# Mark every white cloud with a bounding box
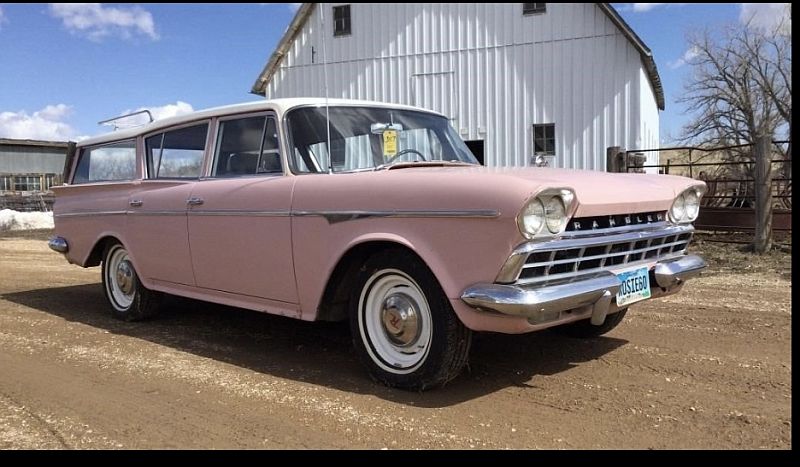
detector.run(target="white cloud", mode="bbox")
[632,3,666,13]
[624,3,687,13]
[0,104,81,141]
[739,3,791,35]
[112,101,194,127]
[668,46,700,70]
[48,3,158,41]
[0,6,7,29]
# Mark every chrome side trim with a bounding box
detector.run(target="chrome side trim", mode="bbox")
[54,208,499,221]
[126,210,185,216]
[654,255,707,288]
[188,209,291,217]
[48,236,69,253]
[54,210,128,218]
[292,209,500,224]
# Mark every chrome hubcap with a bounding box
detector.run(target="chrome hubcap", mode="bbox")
[380,294,420,347]
[105,245,135,311]
[116,260,134,295]
[359,269,433,374]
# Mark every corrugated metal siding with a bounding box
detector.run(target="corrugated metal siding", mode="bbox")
[0,145,66,174]
[265,3,660,170]
[639,67,661,173]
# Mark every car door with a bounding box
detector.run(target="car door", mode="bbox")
[187,113,298,303]
[125,122,210,287]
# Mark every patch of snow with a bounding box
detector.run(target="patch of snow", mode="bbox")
[0,209,54,231]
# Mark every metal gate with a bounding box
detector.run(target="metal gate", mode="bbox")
[624,141,791,233]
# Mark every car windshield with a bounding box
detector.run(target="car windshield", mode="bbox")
[286,106,479,173]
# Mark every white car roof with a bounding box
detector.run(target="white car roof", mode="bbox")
[78,98,443,147]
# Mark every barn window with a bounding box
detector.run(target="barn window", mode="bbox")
[533,124,555,156]
[523,3,546,15]
[13,175,41,192]
[333,5,351,37]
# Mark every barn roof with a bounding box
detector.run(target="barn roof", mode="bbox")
[0,138,69,149]
[250,3,665,110]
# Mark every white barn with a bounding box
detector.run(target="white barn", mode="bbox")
[251,3,663,170]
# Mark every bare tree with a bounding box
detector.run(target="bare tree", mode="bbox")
[678,11,790,253]
[679,12,791,156]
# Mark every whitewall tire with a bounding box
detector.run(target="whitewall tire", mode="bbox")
[101,242,161,321]
[350,249,472,390]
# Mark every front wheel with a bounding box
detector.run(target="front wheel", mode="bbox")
[101,242,161,321]
[349,249,472,390]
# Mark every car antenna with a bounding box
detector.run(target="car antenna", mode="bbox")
[319,4,333,174]
[97,109,154,131]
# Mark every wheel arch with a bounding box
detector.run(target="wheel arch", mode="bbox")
[314,237,439,322]
[84,234,123,267]
[83,234,149,289]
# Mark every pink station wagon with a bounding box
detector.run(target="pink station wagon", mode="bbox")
[50,99,707,390]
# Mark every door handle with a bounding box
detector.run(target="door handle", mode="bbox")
[186,197,204,206]
[129,199,143,207]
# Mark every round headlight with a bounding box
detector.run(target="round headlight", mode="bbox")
[518,198,545,238]
[684,190,700,221]
[671,194,686,223]
[544,196,567,234]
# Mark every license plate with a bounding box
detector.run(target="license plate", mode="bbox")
[616,266,652,307]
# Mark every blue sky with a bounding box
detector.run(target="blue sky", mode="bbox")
[0,3,790,145]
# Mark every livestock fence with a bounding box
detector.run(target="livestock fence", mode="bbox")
[609,137,790,251]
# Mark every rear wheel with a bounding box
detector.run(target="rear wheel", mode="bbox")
[101,242,161,321]
[555,308,628,338]
[349,249,472,390]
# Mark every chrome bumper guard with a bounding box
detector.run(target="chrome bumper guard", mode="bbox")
[48,236,69,254]
[461,254,706,325]
[654,255,706,288]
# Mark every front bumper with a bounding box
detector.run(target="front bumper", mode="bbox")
[461,254,706,326]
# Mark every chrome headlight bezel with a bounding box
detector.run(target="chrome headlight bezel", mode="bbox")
[517,188,578,240]
[669,185,706,224]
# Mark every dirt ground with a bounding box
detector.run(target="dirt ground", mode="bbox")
[0,230,791,449]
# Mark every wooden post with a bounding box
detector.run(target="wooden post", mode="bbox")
[606,146,622,172]
[752,135,773,254]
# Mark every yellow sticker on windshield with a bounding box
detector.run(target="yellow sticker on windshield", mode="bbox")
[383,130,397,157]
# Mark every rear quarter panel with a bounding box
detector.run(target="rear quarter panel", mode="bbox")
[51,182,136,267]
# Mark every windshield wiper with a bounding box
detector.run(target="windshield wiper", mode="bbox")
[335,160,477,173]
[373,160,476,171]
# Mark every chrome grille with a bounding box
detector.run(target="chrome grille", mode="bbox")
[503,224,695,284]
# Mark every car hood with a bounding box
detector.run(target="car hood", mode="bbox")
[372,165,704,217]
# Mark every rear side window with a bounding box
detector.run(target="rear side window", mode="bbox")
[145,123,209,179]
[212,115,282,177]
[72,140,136,184]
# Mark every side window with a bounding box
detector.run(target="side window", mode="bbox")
[533,123,556,156]
[523,3,546,15]
[145,123,208,179]
[212,116,282,178]
[72,140,136,184]
[333,5,351,37]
